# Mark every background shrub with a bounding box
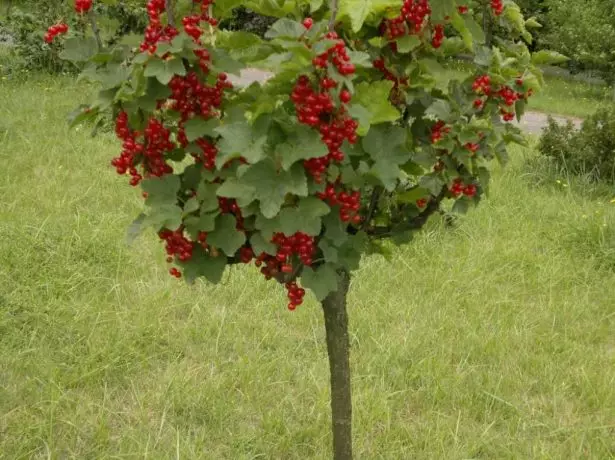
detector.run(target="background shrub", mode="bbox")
[539,106,615,182]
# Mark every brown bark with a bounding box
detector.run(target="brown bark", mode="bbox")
[321,269,353,460]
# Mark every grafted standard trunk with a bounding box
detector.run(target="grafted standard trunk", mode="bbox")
[321,269,353,460]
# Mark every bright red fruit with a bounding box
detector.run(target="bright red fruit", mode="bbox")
[303,18,314,30]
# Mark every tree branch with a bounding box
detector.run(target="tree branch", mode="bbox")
[367,185,449,238]
[360,186,383,232]
[165,0,176,28]
[88,10,103,50]
[329,0,339,31]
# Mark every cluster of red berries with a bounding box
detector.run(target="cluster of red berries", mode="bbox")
[431,121,451,144]
[472,75,492,94]
[159,227,195,272]
[401,0,432,33]
[416,198,428,208]
[44,23,69,43]
[181,0,218,42]
[373,59,408,89]
[74,0,93,14]
[465,142,480,153]
[432,24,445,49]
[491,0,504,16]
[169,72,232,145]
[450,179,477,198]
[458,5,469,14]
[311,31,356,76]
[112,112,174,186]
[141,0,179,53]
[285,281,306,310]
[273,232,317,269]
[317,183,362,224]
[291,72,358,183]
[218,197,245,230]
[191,138,218,171]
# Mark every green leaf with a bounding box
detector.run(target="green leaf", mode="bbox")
[301,264,339,301]
[197,182,223,212]
[250,232,277,256]
[143,204,183,230]
[396,35,421,53]
[278,197,331,236]
[207,214,247,255]
[425,99,454,122]
[210,49,244,76]
[353,81,401,130]
[419,175,445,195]
[217,31,271,63]
[184,212,218,239]
[216,178,256,206]
[126,213,146,244]
[184,117,220,142]
[338,0,400,32]
[322,209,349,245]
[142,175,180,205]
[215,119,268,166]
[265,18,306,39]
[144,57,174,85]
[430,0,454,21]
[240,161,308,219]
[275,125,329,170]
[362,125,409,164]
[531,50,569,66]
[348,104,372,136]
[58,37,98,62]
[182,246,227,284]
[397,187,429,204]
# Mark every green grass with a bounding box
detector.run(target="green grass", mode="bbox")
[1,76,615,459]
[444,60,612,119]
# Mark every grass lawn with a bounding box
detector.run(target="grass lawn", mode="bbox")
[1,76,615,459]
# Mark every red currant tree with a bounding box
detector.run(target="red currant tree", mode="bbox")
[49,0,555,458]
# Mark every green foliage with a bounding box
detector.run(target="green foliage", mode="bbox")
[539,106,615,182]
[49,0,544,303]
[542,0,615,83]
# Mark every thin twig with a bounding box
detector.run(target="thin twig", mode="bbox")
[368,185,449,238]
[88,10,103,49]
[328,0,339,31]
[361,186,383,232]
[165,0,176,28]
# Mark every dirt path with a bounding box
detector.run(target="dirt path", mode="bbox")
[229,69,583,135]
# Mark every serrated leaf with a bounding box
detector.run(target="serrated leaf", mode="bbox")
[396,35,421,53]
[144,57,174,85]
[419,175,445,195]
[182,246,227,284]
[353,81,401,130]
[250,232,277,256]
[210,49,244,76]
[338,0,400,32]
[126,213,146,244]
[215,120,268,166]
[240,161,308,219]
[184,212,218,239]
[278,197,331,236]
[425,99,454,122]
[531,50,569,66]
[276,125,329,170]
[208,214,246,255]
[143,204,183,230]
[216,178,256,206]
[59,37,99,62]
[265,18,306,39]
[348,104,372,136]
[184,117,220,142]
[142,175,180,205]
[301,264,339,301]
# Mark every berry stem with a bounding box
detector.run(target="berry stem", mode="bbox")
[328,0,339,31]
[88,10,103,49]
[165,0,176,28]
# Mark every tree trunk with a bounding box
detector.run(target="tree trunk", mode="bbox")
[321,269,353,460]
